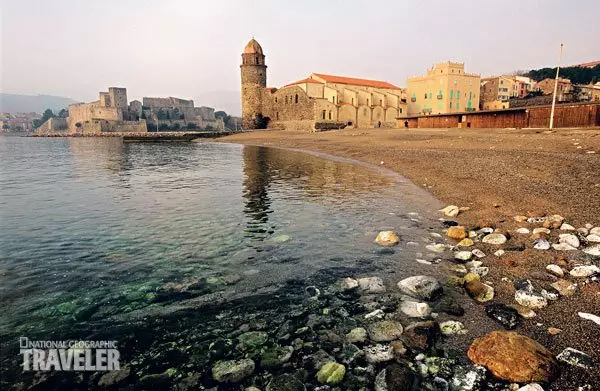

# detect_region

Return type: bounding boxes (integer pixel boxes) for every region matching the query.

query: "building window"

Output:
[367,99,370,106]
[424,93,427,99]
[328,111,332,120]
[429,92,432,99]
[380,99,383,106]
[285,96,288,104]
[255,56,258,63]
[450,102,453,109]
[500,80,504,84]
[457,90,460,99]
[276,112,279,120]
[399,108,403,113]
[295,94,298,104]
[275,97,277,103]
[456,102,460,110]
[450,90,454,99]
[322,110,326,119]
[352,98,354,105]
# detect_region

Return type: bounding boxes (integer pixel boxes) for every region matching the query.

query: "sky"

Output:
[1,0,599,114]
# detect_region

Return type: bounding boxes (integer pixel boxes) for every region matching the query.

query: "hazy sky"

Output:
[1,0,599,114]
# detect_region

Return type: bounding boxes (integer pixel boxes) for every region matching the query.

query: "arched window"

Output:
[276,112,279,120]
[255,56,258,63]
[295,94,298,104]
[275,97,277,103]
[351,98,354,105]
[322,110,326,119]
[328,111,332,120]
[285,96,288,104]
[367,99,370,106]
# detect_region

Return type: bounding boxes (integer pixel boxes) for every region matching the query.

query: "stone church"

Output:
[241,38,407,130]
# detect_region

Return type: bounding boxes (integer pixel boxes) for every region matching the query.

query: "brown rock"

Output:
[465,280,494,302]
[447,226,467,240]
[467,331,559,383]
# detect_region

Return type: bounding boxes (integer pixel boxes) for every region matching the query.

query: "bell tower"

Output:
[240,38,267,129]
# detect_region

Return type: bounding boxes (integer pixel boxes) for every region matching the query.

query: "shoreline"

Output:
[213,127,600,389]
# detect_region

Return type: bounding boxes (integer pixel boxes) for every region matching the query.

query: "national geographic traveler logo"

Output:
[19,337,120,371]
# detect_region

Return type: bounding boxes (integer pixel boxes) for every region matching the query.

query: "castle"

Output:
[240,38,407,130]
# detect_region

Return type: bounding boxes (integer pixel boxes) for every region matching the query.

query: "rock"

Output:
[365,309,385,320]
[560,223,576,231]
[515,290,548,309]
[552,243,578,251]
[514,279,534,293]
[435,296,465,317]
[516,228,530,234]
[465,260,483,269]
[337,277,359,292]
[577,227,590,236]
[448,264,468,275]
[426,243,446,253]
[368,320,404,342]
[547,327,562,335]
[397,276,443,301]
[237,331,268,352]
[316,362,345,385]
[273,234,292,243]
[533,228,551,235]
[550,279,576,296]
[541,289,559,301]
[465,280,494,303]
[450,365,487,391]
[591,227,600,236]
[399,300,431,318]
[467,331,560,382]
[346,327,368,343]
[512,304,537,319]
[98,366,131,387]
[514,215,528,222]
[454,251,473,261]
[364,344,395,363]
[390,340,407,356]
[309,349,334,370]
[556,347,592,369]
[447,226,467,240]
[442,220,459,227]
[266,374,306,391]
[485,303,520,330]
[439,320,466,335]
[470,266,489,277]
[457,238,474,247]
[440,205,460,217]
[578,312,600,326]
[376,231,400,247]
[260,346,294,368]
[545,264,564,277]
[586,234,600,242]
[482,233,507,245]
[472,249,486,258]
[569,265,600,278]
[374,364,419,391]
[463,272,480,283]
[517,384,545,391]
[358,276,386,293]
[401,321,440,352]
[212,359,255,383]
[559,234,580,248]
[582,244,600,256]
[494,250,505,257]
[533,238,551,250]
[544,215,564,229]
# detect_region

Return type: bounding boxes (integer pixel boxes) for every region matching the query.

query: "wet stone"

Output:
[374,364,419,391]
[435,296,465,317]
[212,359,255,383]
[237,331,269,352]
[346,327,368,343]
[364,344,395,363]
[556,347,592,369]
[260,346,294,369]
[399,300,431,318]
[485,303,520,330]
[367,320,404,342]
[97,366,131,387]
[397,276,443,301]
[450,365,487,391]
[266,374,306,391]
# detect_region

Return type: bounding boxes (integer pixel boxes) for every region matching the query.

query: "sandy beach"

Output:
[217,127,600,389]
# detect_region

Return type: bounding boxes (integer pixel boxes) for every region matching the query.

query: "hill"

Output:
[526,63,600,84]
[0,93,77,114]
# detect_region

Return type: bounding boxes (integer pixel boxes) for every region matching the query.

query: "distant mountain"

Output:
[193,90,240,116]
[0,93,78,114]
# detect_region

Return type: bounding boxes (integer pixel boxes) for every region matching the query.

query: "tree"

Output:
[171,123,181,130]
[33,108,55,128]
[58,109,68,118]
[2,124,9,130]
[140,112,146,119]
[158,123,169,131]
[215,110,232,126]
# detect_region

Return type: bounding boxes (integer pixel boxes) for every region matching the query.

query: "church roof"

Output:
[243,38,263,55]
[285,77,324,87]
[311,73,400,90]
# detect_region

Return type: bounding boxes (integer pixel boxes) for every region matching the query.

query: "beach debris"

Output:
[375,231,400,247]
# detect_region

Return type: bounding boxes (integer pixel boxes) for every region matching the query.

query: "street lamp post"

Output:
[549,43,564,130]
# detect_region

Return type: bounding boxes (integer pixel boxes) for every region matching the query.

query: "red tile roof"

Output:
[285,77,324,87]
[576,60,600,68]
[312,73,401,90]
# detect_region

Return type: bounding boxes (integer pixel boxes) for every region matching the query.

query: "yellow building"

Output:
[407,62,480,116]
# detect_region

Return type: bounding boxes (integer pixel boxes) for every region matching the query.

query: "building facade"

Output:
[240,38,406,130]
[406,62,480,116]
[537,78,573,102]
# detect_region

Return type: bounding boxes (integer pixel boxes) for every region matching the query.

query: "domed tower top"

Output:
[241,38,266,66]
[243,38,263,55]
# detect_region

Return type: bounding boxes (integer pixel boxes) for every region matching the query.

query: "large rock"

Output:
[266,374,306,391]
[374,364,419,391]
[367,320,404,342]
[376,231,400,247]
[397,276,443,301]
[212,359,255,383]
[467,331,559,382]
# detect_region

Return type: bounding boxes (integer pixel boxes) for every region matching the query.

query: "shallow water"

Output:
[0,136,448,387]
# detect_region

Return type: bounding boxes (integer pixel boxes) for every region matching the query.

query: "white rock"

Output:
[578,312,600,326]
[399,300,431,318]
[454,251,473,261]
[448,264,468,275]
[482,233,507,245]
[469,230,478,238]
[545,264,564,277]
[346,327,368,343]
[416,259,433,265]
[560,223,576,231]
[358,277,386,293]
[515,290,548,309]
[577,227,589,236]
[479,227,494,234]
[339,277,359,291]
[470,266,489,277]
[533,228,551,234]
[590,227,600,236]
[586,234,600,243]
[569,265,600,278]
[426,243,446,253]
[364,344,394,363]
[439,205,460,217]
[517,384,544,391]
[494,250,505,257]
[375,231,400,247]
[533,238,551,250]
[585,223,594,230]
[439,320,467,335]
[552,243,578,251]
[541,289,559,301]
[559,234,580,248]
[430,232,443,239]
[465,260,483,269]
[397,276,443,301]
[472,249,486,258]
[582,244,600,257]
[516,228,530,234]
[365,309,386,320]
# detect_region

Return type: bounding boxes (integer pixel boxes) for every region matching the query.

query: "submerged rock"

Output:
[337,277,359,292]
[266,374,306,391]
[212,359,255,383]
[397,276,443,301]
[467,331,559,382]
[346,327,368,343]
[556,347,592,369]
[399,300,431,318]
[368,320,404,342]
[358,276,386,293]
[364,344,395,363]
[485,303,520,330]
[450,365,486,391]
[316,362,345,385]
[376,231,401,247]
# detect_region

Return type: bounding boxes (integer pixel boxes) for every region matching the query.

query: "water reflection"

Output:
[242,146,275,240]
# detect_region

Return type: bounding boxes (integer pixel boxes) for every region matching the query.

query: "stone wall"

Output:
[241,52,267,129]
[35,117,69,134]
[68,102,122,131]
[263,86,315,122]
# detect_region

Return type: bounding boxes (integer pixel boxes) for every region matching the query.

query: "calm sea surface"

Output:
[0,136,442,341]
